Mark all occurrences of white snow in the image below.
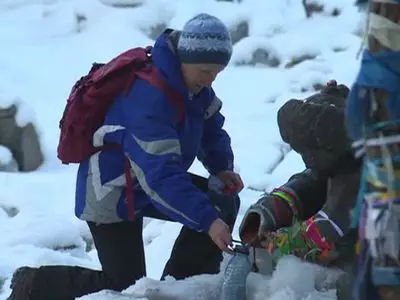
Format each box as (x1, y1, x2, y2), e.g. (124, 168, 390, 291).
(0, 146, 12, 166)
(0, 0, 364, 299)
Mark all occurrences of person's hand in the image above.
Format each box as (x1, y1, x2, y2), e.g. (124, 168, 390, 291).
(208, 218, 233, 254)
(217, 170, 244, 193)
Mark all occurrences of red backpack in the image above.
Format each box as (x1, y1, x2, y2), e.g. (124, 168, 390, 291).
(57, 46, 184, 220)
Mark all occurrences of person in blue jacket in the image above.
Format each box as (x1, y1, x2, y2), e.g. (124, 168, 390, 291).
(8, 13, 244, 300)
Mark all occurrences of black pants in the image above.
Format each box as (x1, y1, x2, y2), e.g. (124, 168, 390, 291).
(27, 173, 240, 300)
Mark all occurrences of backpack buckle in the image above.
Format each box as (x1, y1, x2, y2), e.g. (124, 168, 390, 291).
(145, 46, 152, 59)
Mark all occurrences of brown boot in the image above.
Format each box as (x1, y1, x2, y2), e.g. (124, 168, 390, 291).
(7, 267, 38, 300)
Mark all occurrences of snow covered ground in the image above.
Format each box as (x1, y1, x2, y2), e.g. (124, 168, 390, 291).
(0, 0, 364, 299)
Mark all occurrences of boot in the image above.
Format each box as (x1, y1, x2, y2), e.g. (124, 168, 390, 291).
(7, 267, 37, 300)
(7, 266, 78, 300)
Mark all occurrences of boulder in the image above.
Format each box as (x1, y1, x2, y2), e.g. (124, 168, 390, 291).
(235, 48, 280, 67)
(284, 54, 317, 69)
(0, 104, 44, 172)
(146, 22, 168, 41)
(99, 0, 144, 8)
(0, 145, 18, 172)
(229, 20, 249, 45)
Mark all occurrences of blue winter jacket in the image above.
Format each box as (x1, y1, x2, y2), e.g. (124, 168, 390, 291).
(75, 30, 234, 233)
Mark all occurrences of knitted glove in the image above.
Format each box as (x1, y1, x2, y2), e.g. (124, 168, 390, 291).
(239, 189, 298, 245)
(264, 217, 340, 265)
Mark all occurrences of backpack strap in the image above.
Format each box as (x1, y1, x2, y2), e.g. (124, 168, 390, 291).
(124, 157, 135, 221)
(129, 47, 185, 123)
(137, 67, 185, 123)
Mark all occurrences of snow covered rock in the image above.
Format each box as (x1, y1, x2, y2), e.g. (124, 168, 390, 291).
(145, 22, 168, 40)
(0, 146, 18, 172)
(0, 204, 19, 218)
(99, 0, 145, 8)
(0, 102, 44, 172)
(229, 20, 249, 45)
(232, 37, 280, 67)
(284, 54, 317, 69)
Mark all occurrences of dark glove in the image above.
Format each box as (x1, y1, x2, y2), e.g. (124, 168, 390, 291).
(239, 193, 294, 245)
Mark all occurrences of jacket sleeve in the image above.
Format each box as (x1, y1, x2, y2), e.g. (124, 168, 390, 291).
(197, 90, 234, 175)
(120, 79, 219, 233)
(275, 169, 328, 221)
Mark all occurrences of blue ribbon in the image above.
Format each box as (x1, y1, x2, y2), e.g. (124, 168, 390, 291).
(346, 49, 400, 141)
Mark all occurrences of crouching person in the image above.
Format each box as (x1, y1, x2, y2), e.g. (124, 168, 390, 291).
(239, 81, 360, 280)
(7, 13, 244, 300)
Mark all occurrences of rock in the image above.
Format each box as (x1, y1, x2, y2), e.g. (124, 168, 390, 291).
(0, 145, 18, 172)
(299, 82, 326, 93)
(83, 236, 94, 253)
(74, 12, 88, 33)
(229, 20, 249, 44)
(0, 104, 44, 172)
(99, 0, 144, 8)
(138, 5, 174, 41)
(333, 47, 346, 53)
(252, 49, 280, 67)
(0, 205, 19, 218)
(312, 82, 325, 91)
(53, 244, 79, 251)
(303, 0, 324, 18)
(235, 48, 280, 67)
(331, 8, 341, 17)
(303, 0, 341, 18)
(354, 0, 369, 11)
(232, 37, 281, 67)
(0, 277, 5, 295)
(251, 49, 279, 67)
(146, 22, 168, 41)
(284, 54, 316, 69)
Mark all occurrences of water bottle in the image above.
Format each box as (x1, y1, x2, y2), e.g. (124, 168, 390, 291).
(220, 244, 252, 300)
